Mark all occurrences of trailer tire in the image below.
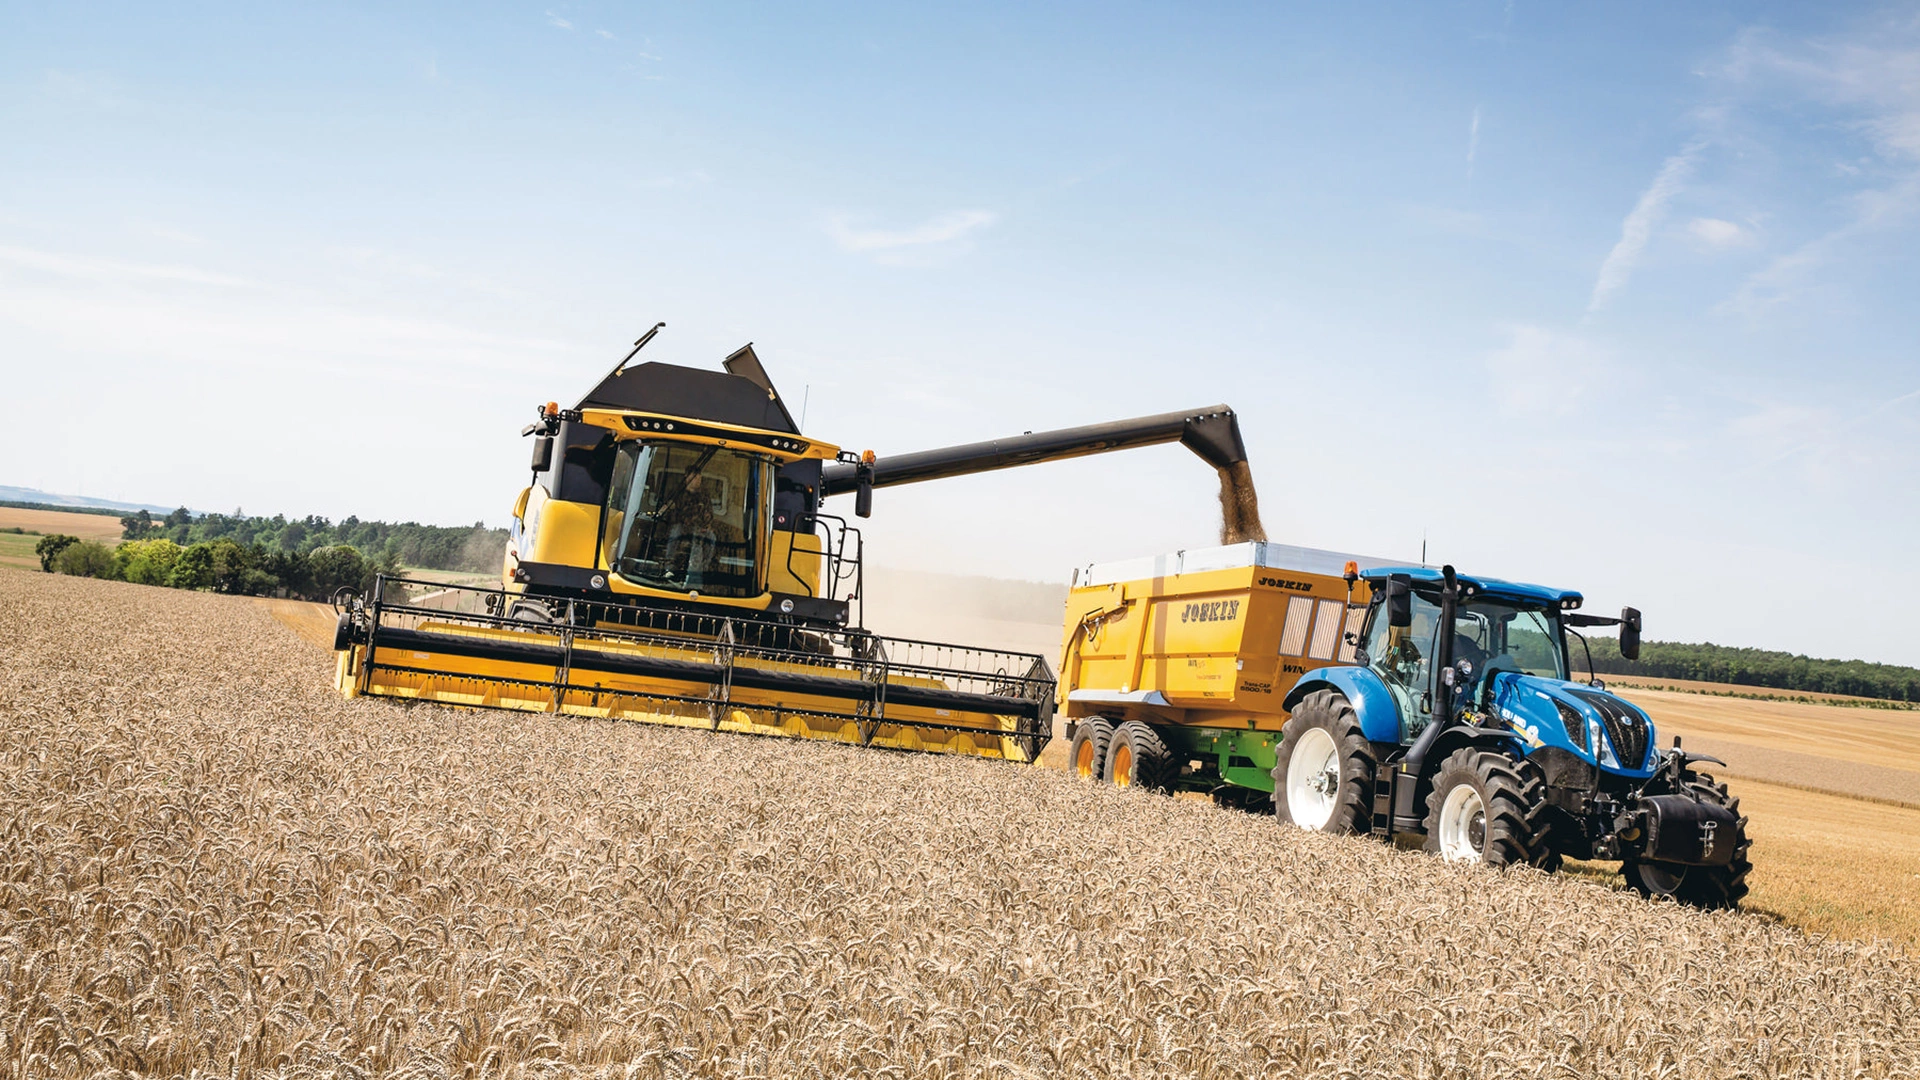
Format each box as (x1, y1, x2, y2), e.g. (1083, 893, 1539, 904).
(1422, 749, 1552, 868)
(1106, 721, 1174, 793)
(1623, 777, 1751, 909)
(1067, 719, 1115, 782)
(1272, 690, 1374, 834)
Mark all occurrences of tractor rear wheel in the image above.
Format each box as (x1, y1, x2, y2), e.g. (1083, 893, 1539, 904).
(1105, 721, 1173, 792)
(1067, 719, 1115, 782)
(1423, 749, 1553, 868)
(1623, 777, 1751, 909)
(1271, 690, 1374, 834)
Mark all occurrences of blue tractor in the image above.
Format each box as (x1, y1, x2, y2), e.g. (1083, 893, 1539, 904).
(1272, 564, 1751, 908)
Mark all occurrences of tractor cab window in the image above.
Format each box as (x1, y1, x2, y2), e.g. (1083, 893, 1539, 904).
(603, 441, 772, 598)
(1456, 600, 1566, 691)
(1363, 588, 1442, 742)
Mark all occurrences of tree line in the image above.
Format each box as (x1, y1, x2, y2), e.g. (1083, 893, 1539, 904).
(31, 507, 509, 601)
(117, 508, 507, 572)
(1576, 635, 1920, 703)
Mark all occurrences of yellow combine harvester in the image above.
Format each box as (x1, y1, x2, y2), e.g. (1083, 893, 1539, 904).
(332, 326, 1261, 763)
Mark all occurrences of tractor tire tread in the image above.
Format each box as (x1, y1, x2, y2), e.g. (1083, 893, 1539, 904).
(1271, 690, 1375, 835)
(1424, 748, 1555, 869)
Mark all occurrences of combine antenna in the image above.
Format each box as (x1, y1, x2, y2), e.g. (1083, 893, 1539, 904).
(800, 384, 810, 430)
(611, 322, 666, 378)
(1421, 530, 1427, 566)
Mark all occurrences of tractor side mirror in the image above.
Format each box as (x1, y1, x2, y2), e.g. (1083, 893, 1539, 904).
(1387, 576, 1412, 628)
(1619, 607, 1642, 661)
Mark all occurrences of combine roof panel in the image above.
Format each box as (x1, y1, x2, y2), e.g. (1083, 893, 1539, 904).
(578, 361, 799, 434)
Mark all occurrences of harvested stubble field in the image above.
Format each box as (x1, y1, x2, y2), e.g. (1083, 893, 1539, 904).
(0, 508, 127, 571)
(5, 572, 1920, 1079)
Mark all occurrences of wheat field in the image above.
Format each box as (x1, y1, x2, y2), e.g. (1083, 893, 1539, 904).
(4, 571, 1918, 1078)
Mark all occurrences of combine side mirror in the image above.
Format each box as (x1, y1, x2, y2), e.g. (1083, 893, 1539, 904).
(1387, 575, 1412, 628)
(854, 471, 874, 518)
(853, 453, 876, 518)
(530, 435, 553, 472)
(1619, 607, 1642, 661)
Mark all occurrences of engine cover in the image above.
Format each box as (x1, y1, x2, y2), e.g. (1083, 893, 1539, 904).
(1640, 794, 1741, 867)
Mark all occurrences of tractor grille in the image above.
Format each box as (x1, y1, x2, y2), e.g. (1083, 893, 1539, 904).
(1571, 690, 1648, 768)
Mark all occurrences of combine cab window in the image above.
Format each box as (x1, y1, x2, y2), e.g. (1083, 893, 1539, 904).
(603, 442, 772, 598)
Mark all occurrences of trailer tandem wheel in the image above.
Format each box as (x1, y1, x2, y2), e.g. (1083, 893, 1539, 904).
(1068, 718, 1115, 782)
(1105, 721, 1174, 793)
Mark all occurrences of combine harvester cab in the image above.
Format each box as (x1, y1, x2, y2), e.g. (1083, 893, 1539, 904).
(334, 327, 1265, 766)
(1060, 547, 1752, 908)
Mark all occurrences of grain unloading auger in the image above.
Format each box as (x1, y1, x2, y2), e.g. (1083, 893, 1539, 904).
(332, 328, 1263, 762)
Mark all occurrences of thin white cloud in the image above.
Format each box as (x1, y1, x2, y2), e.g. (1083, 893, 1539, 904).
(826, 210, 997, 255)
(0, 244, 256, 289)
(1467, 105, 1482, 179)
(1484, 323, 1618, 417)
(595, 28, 614, 40)
(1588, 147, 1698, 313)
(1718, 25, 1920, 314)
(1686, 217, 1751, 248)
(545, 10, 573, 30)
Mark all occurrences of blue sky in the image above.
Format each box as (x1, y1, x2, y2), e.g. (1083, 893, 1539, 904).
(3, 3, 1918, 664)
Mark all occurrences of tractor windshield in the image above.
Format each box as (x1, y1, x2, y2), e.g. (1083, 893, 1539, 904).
(1362, 590, 1567, 741)
(602, 441, 773, 598)
(1453, 600, 1567, 683)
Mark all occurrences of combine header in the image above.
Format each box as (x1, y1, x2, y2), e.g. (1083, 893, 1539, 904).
(333, 327, 1260, 763)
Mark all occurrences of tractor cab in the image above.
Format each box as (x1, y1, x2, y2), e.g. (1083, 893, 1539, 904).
(1355, 569, 1583, 743)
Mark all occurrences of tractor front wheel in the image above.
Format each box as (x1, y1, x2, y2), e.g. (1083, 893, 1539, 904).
(1423, 749, 1553, 868)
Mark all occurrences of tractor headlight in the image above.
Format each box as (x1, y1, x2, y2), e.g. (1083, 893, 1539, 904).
(1554, 700, 1590, 755)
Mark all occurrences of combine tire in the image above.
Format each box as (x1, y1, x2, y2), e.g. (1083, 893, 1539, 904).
(1271, 690, 1374, 834)
(1623, 778, 1751, 909)
(510, 600, 555, 624)
(1423, 749, 1552, 868)
(1105, 721, 1173, 792)
(1067, 719, 1115, 781)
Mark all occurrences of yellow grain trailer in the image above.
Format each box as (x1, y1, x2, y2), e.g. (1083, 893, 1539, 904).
(1058, 541, 1399, 804)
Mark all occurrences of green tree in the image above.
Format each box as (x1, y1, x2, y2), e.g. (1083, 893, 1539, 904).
(119, 509, 155, 540)
(307, 545, 370, 598)
(34, 533, 79, 572)
(115, 538, 184, 586)
(54, 541, 119, 578)
(169, 543, 216, 590)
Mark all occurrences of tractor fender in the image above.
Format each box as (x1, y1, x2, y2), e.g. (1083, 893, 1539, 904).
(1284, 666, 1402, 744)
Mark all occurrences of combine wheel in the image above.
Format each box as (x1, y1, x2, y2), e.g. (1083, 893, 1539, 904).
(1423, 749, 1552, 868)
(1623, 778, 1751, 909)
(509, 600, 555, 624)
(1067, 719, 1115, 782)
(1271, 690, 1375, 834)
(1105, 721, 1173, 792)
